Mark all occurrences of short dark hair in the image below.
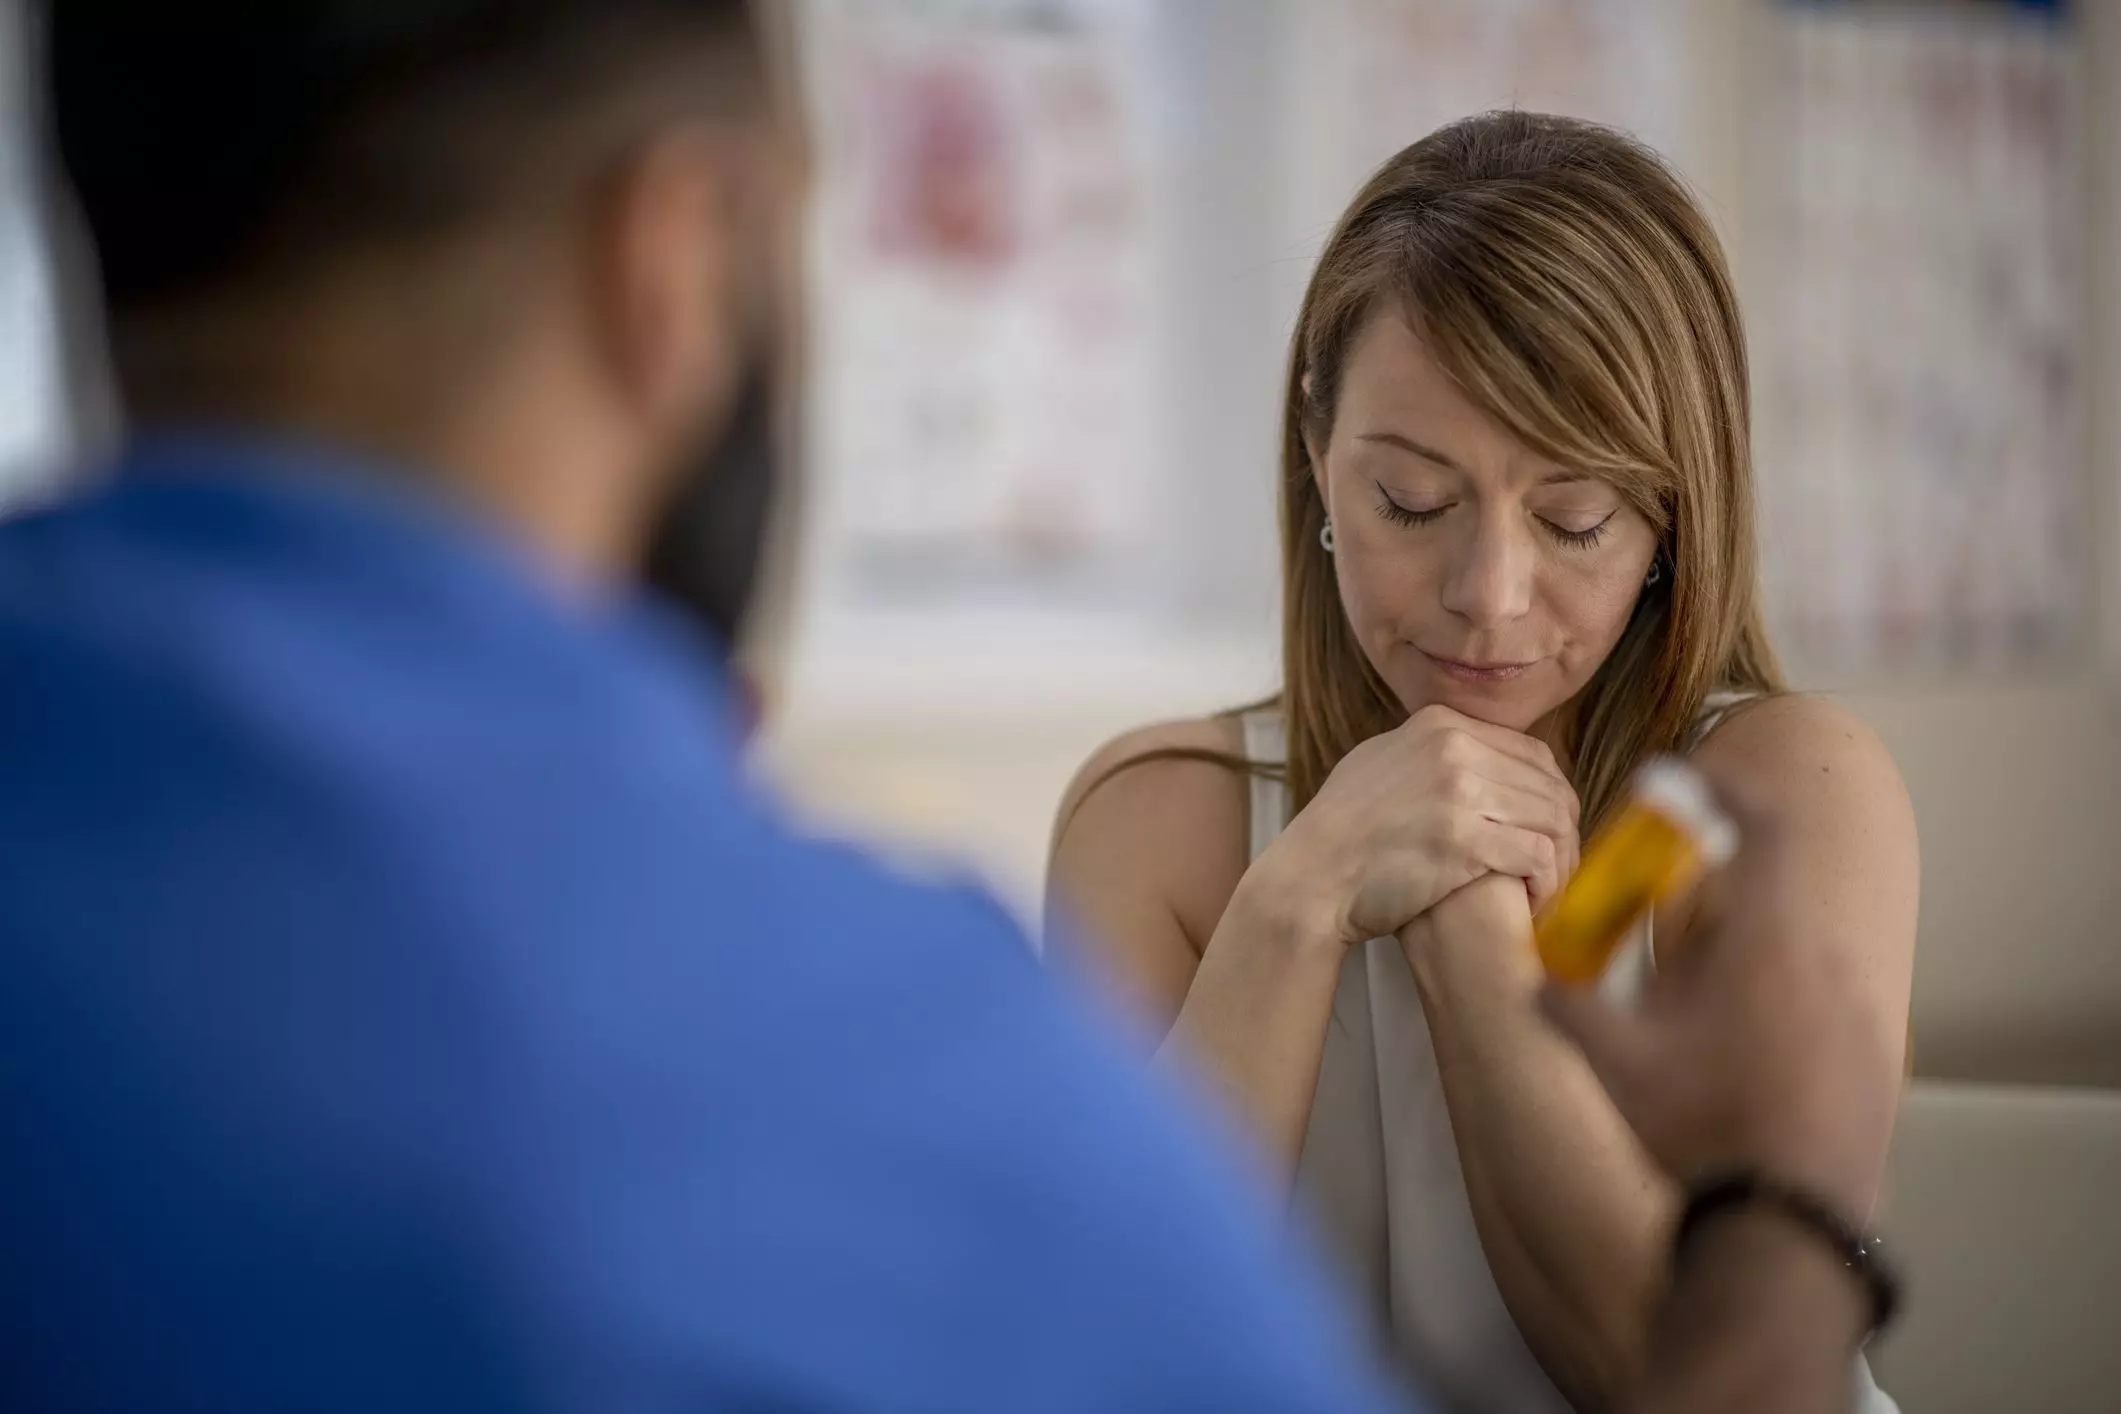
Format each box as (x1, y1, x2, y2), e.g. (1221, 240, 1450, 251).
(46, 1, 758, 315)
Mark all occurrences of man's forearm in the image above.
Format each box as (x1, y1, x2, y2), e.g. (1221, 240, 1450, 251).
(1630, 1210, 1870, 1414)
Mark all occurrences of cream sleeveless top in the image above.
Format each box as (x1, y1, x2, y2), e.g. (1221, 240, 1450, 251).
(1244, 696, 1896, 1414)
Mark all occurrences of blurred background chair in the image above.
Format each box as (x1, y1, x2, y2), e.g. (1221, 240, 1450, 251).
(1872, 1081, 2121, 1413)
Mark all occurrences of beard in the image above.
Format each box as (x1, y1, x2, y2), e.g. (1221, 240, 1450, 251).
(640, 347, 781, 655)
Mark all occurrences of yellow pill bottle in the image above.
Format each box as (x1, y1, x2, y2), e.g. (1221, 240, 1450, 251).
(1534, 757, 1737, 985)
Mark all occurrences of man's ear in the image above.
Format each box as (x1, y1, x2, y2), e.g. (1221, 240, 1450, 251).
(591, 126, 745, 440)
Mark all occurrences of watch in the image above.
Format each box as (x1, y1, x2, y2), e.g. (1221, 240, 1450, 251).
(1674, 1171, 1902, 1342)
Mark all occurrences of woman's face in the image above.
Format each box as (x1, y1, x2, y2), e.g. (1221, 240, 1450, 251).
(1312, 314, 1659, 735)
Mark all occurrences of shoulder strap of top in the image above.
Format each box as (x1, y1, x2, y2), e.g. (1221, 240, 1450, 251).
(1686, 689, 1763, 754)
(1240, 710, 1290, 864)
(1626, 690, 1760, 980)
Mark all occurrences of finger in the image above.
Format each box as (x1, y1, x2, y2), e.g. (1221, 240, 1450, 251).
(1471, 778, 1579, 870)
(1448, 743, 1582, 833)
(1478, 746, 1582, 815)
(1412, 705, 1572, 784)
(1410, 710, 1580, 831)
(1469, 820, 1562, 910)
(1534, 771, 1581, 883)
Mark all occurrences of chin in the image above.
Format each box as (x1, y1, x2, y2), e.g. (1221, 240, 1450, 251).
(1392, 668, 1566, 733)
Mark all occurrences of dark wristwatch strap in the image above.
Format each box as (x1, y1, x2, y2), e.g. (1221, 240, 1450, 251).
(1674, 1172, 1902, 1342)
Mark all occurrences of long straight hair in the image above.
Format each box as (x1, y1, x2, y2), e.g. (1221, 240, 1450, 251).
(1279, 111, 1782, 835)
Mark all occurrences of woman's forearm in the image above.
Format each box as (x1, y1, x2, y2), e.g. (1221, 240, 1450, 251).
(1157, 866, 1346, 1177)
(1407, 880, 1674, 1408)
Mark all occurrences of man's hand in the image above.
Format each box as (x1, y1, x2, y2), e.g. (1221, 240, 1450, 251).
(1537, 764, 1900, 1220)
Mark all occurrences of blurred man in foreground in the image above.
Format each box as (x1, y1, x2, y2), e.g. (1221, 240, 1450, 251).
(1, 4, 1897, 1412)
(4, 6, 1392, 1410)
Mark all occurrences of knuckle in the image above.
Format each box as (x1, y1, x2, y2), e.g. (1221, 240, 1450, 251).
(1411, 703, 1455, 732)
(1435, 727, 1473, 768)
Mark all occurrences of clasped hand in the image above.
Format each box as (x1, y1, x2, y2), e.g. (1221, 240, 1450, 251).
(1259, 704, 1578, 949)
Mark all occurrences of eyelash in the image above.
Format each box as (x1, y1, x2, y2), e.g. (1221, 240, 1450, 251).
(1373, 494, 1448, 529)
(1372, 485, 1616, 549)
(1546, 517, 1614, 550)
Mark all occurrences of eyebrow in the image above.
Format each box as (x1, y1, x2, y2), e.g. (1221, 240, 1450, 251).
(1356, 432, 1463, 471)
(1355, 432, 1595, 485)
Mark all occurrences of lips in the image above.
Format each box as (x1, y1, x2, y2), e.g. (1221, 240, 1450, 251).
(1419, 649, 1535, 683)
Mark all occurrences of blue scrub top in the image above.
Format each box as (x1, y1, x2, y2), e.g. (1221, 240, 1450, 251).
(0, 436, 1407, 1414)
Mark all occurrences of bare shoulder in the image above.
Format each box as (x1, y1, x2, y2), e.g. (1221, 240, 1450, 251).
(1052, 714, 1252, 854)
(1692, 694, 1919, 959)
(1046, 715, 1258, 997)
(1695, 694, 1914, 835)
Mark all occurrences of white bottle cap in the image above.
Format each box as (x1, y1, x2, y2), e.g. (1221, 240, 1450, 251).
(1633, 756, 1739, 867)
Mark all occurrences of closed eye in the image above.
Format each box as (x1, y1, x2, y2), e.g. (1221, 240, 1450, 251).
(1538, 511, 1618, 549)
(1374, 483, 1450, 527)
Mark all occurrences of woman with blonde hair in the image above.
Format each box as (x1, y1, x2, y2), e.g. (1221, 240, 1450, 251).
(1048, 112, 1915, 1413)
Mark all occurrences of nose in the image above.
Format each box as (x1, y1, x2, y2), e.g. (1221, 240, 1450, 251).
(1438, 507, 1534, 631)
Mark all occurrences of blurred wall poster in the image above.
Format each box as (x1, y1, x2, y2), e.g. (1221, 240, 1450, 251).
(794, 0, 1164, 658)
(1749, 2, 2084, 674)
(1288, 0, 1698, 233)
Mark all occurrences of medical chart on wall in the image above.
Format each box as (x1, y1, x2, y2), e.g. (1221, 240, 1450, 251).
(794, 0, 1164, 634)
(1747, 2, 2085, 674)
